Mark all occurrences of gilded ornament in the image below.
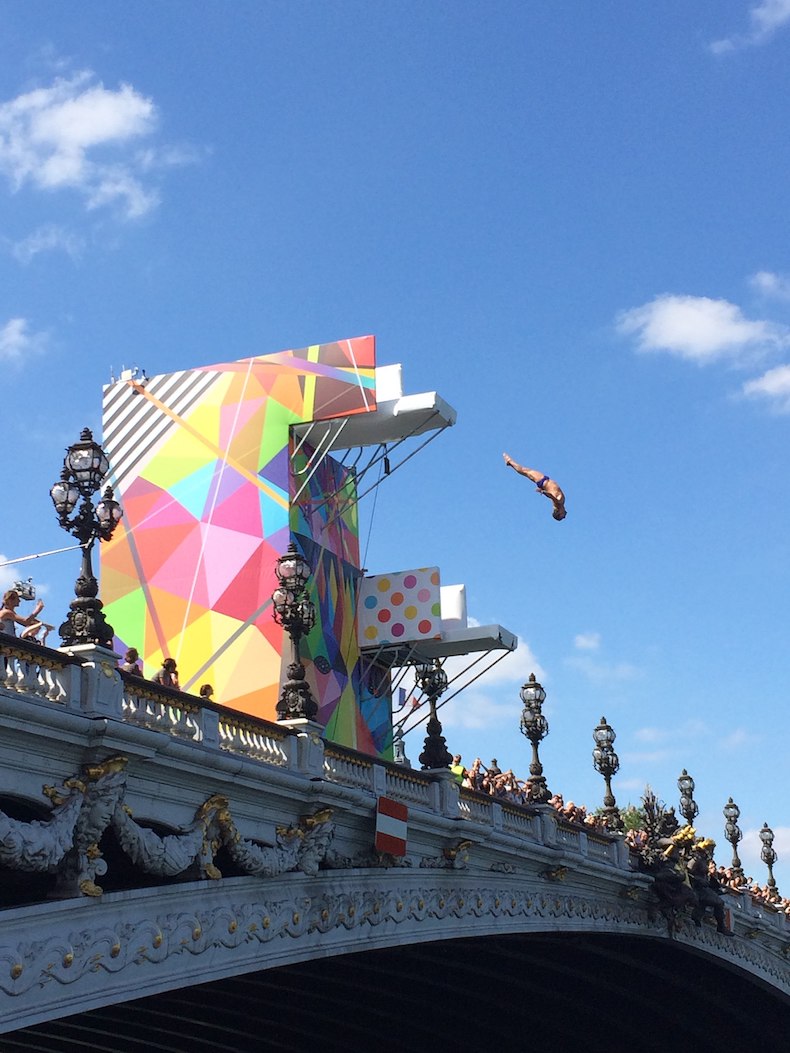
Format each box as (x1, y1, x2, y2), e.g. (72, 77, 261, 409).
(62, 952, 74, 968)
(110, 943, 121, 958)
(10, 963, 23, 980)
(192, 927, 202, 941)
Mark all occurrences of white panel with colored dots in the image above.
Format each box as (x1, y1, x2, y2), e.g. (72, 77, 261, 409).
(358, 568, 443, 646)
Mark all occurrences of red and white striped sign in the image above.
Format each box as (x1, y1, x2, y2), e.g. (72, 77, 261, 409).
(375, 796, 408, 856)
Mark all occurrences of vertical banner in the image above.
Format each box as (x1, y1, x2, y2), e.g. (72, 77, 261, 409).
(375, 796, 408, 856)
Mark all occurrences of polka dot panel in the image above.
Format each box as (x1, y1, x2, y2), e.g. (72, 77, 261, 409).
(357, 567, 443, 646)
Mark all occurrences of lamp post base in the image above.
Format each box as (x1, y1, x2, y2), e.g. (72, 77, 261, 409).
(276, 662, 318, 722)
(59, 598, 115, 650)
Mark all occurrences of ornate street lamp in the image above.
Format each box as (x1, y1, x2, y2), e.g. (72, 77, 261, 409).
(271, 542, 318, 722)
(759, 823, 779, 901)
(677, 769, 699, 827)
(519, 673, 550, 803)
(722, 797, 745, 883)
(50, 429, 122, 648)
(416, 659, 452, 770)
(592, 716, 623, 831)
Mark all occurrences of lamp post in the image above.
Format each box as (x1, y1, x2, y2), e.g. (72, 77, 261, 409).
(677, 769, 699, 827)
(416, 659, 452, 770)
(50, 428, 122, 648)
(519, 673, 550, 803)
(759, 823, 779, 901)
(592, 716, 623, 831)
(722, 797, 744, 884)
(271, 542, 318, 722)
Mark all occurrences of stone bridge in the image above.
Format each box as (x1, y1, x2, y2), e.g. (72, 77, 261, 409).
(1, 638, 788, 1049)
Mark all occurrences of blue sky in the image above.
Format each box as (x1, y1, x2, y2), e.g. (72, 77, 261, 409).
(2, 1, 790, 886)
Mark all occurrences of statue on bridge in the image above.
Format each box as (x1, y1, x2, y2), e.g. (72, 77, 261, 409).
(629, 789, 730, 935)
(0, 757, 336, 902)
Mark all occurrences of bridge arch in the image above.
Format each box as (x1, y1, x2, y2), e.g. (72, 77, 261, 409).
(7, 930, 788, 1052)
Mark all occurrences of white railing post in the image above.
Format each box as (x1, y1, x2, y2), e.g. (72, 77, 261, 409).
(284, 720, 325, 777)
(434, 769, 461, 818)
(372, 762, 388, 796)
(63, 644, 123, 717)
(538, 807, 558, 846)
(196, 707, 220, 749)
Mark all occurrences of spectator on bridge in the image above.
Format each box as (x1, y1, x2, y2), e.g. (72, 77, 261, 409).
(464, 758, 483, 791)
(199, 683, 214, 701)
(450, 755, 466, 785)
(152, 657, 179, 690)
(119, 648, 142, 675)
(0, 589, 51, 643)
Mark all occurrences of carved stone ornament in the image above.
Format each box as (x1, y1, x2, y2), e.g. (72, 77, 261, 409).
(0, 756, 335, 897)
(3, 881, 787, 1002)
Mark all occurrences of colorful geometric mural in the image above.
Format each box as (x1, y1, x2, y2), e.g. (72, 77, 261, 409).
(290, 442, 390, 755)
(101, 337, 377, 732)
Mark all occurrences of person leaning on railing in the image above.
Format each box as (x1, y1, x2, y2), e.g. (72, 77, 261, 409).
(0, 588, 51, 642)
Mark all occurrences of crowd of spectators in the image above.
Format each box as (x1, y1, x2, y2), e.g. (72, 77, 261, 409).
(453, 757, 611, 831)
(714, 864, 790, 916)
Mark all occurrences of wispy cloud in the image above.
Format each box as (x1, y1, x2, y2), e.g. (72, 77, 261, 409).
(573, 631, 601, 652)
(742, 365, 790, 412)
(749, 270, 790, 301)
(711, 0, 790, 54)
(0, 556, 19, 594)
(0, 71, 194, 219)
(0, 317, 48, 363)
(717, 726, 762, 751)
(565, 654, 641, 684)
(616, 293, 788, 365)
(9, 223, 84, 263)
(634, 719, 710, 745)
(621, 748, 672, 766)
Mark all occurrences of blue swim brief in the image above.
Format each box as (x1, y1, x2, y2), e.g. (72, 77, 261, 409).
(536, 475, 550, 490)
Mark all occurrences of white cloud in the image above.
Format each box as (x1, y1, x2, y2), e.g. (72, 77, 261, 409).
(573, 631, 601, 652)
(711, 0, 790, 53)
(401, 633, 545, 734)
(633, 719, 710, 748)
(621, 748, 671, 766)
(0, 71, 192, 219)
(717, 726, 761, 751)
(0, 556, 18, 594)
(616, 294, 788, 364)
(565, 654, 641, 684)
(742, 364, 790, 412)
(10, 223, 84, 263)
(0, 317, 48, 362)
(439, 692, 520, 732)
(750, 269, 790, 300)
